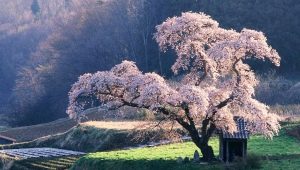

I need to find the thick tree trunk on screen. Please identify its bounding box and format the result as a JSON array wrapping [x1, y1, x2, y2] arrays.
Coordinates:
[[191, 136, 215, 161], [189, 125, 215, 162], [173, 107, 217, 162], [199, 143, 215, 161]]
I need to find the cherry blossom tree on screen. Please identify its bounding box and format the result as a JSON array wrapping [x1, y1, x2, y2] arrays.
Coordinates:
[[67, 12, 281, 161]]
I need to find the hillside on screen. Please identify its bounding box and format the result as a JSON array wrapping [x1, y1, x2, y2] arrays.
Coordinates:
[[0, 118, 76, 142], [0, 107, 140, 143]]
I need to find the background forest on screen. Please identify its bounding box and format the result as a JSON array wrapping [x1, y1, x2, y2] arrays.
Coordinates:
[[0, 0, 299, 126]]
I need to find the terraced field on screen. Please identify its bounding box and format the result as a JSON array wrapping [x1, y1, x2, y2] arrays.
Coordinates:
[[11, 156, 80, 170], [0, 148, 85, 170]]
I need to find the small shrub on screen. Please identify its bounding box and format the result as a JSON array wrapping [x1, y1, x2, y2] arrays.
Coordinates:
[[0, 155, 14, 170], [255, 71, 295, 105], [245, 154, 262, 169], [287, 82, 300, 104], [286, 125, 300, 140], [231, 154, 262, 170], [270, 104, 300, 116]]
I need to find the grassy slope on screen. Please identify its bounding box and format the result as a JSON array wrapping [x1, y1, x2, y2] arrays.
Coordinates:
[[2, 126, 138, 152], [0, 107, 132, 143], [72, 124, 300, 170]]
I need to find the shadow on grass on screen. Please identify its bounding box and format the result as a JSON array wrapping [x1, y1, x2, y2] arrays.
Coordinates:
[[71, 153, 300, 170], [263, 153, 300, 161], [72, 158, 222, 170]]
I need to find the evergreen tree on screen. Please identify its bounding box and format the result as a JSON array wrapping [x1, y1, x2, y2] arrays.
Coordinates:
[[31, 0, 40, 16], [64, 0, 71, 9]]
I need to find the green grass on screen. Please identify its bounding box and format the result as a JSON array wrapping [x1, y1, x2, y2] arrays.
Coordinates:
[[72, 124, 300, 170], [72, 141, 220, 170]]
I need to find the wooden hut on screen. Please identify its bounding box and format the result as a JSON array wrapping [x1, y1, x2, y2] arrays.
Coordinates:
[[219, 117, 249, 163]]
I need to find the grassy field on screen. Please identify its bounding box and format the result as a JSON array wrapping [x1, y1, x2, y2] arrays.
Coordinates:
[[71, 123, 300, 170]]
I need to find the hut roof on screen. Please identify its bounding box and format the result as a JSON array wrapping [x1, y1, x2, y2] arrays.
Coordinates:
[[222, 118, 249, 139]]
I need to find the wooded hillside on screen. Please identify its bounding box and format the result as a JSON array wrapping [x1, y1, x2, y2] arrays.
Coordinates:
[[0, 0, 299, 126]]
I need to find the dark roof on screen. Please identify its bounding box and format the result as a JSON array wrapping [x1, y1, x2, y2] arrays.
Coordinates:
[[222, 118, 249, 139]]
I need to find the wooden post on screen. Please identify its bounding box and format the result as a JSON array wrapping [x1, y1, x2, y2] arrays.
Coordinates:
[[245, 140, 247, 159], [226, 140, 229, 164], [242, 141, 245, 163], [219, 135, 223, 161]]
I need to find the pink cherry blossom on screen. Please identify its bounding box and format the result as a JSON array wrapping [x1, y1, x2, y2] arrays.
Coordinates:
[[67, 12, 281, 160]]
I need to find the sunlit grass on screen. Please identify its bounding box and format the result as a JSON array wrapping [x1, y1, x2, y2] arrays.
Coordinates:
[[87, 139, 218, 161]]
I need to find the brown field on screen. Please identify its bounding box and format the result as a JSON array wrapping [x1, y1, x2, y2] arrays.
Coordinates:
[[81, 121, 153, 130]]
